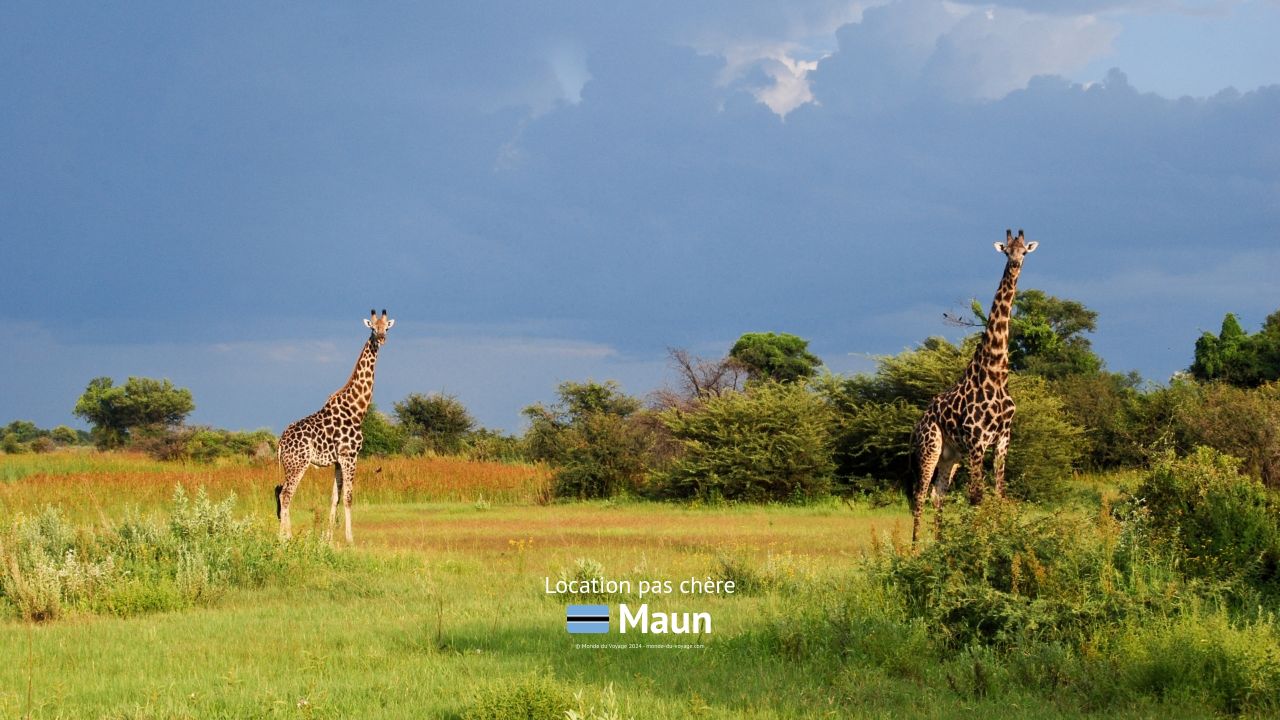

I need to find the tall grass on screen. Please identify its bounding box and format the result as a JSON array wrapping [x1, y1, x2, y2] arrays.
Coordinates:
[[0, 451, 552, 518], [0, 487, 348, 621]]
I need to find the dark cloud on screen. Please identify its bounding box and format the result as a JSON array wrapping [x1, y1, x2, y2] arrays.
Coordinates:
[[2, 2, 1277, 430]]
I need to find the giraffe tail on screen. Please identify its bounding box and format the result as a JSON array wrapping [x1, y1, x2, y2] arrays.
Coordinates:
[[274, 484, 284, 519]]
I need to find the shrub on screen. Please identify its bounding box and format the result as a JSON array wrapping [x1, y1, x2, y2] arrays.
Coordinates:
[[1130, 447, 1280, 593], [462, 673, 575, 720], [360, 406, 406, 457], [874, 499, 1185, 650], [1169, 381, 1280, 488], [393, 393, 475, 454], [524, 381, 655, 499], [653, 381, 834, 502], [133, 426, 278, 463]]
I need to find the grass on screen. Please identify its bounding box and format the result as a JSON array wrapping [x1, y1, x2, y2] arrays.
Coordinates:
[[0, 451, 1272, 718], [0, 451, 552, 520]]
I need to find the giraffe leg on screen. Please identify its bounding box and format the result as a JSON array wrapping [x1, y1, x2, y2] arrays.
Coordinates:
[[966, 445, 988, 505], [933, 460, 960, 540], [326, 463, 342, 542], [278, 462, 307, 540], [340, 457, 357, 545], [993, 433, 1011, 499], [912, 425, 942, 548]]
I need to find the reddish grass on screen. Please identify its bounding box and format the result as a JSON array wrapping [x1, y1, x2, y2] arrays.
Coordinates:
[[0, 451, 552, 518]]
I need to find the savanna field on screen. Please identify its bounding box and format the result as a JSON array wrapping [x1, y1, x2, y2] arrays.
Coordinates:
[[4, 449, 1280, 719]]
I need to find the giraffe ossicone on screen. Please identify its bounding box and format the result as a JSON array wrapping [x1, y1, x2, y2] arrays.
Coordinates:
[[909, 230, 1038, 547], [276, 309, 394, 543]]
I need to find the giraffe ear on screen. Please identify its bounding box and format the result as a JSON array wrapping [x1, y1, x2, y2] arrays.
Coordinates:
[[994, 242, 1007, 254], [363, 319, 374, 329], [1025, 241, 1039, 253], [386, 319, 395, 329]]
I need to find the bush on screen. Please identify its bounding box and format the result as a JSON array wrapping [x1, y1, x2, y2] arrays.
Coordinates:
[[1130, 447, 1280, 593], [653, 381, 834, 502], [134, 426, 277, 463], [1169, 381, 1280, 488], [360, 405, 406, 457], [394, 393, 475, 454], [462, 673, 575, 720], [874, 499, 1185, 650], [524, 381, 656, 499]]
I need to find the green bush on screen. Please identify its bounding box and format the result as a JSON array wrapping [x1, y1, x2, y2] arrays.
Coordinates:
[[874, 499, 1185, 650], [134, 426, 277, 463], [1130, 447, 1280, 593], [524, 381, 655, 499], [1168, 381, 1280, 488], [462, 673, 575, 720], [393, 393, 475, 454], [653, 381, 834, 502], [360, 405, 406, 457]]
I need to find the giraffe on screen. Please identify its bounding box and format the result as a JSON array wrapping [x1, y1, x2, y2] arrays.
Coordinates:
[[276, 309, 394, 543], [909, 230, 1038, 546]]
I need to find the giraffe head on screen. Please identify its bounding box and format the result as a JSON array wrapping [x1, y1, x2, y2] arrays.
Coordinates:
[[363, 309, 395, 345], [994, 229, 1038, 265]]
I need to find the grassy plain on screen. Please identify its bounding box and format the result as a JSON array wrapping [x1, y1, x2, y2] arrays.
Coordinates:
[[0, 453, 1237, 718]]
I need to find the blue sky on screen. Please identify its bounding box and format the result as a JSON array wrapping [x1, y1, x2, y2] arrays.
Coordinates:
[[3, 1, 1279, 433]]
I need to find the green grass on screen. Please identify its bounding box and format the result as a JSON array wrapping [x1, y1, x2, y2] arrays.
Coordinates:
[[0, 456, 1272, 718]]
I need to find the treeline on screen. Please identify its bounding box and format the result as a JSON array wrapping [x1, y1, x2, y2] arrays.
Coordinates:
[[6, 294, 1279, 504]]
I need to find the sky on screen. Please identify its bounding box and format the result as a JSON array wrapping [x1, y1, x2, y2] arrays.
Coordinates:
[[2, 1, 1279, 433]]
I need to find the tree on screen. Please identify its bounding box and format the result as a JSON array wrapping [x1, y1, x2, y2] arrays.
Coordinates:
[[971, 289, 1102, 378], [652, 348, 748, 410], [1191, 311, 1280, 387], [72, 376, 194, 448], [393, 393, 475, 454], [728, 332, 822, 384], [522, 380, 654, 499]]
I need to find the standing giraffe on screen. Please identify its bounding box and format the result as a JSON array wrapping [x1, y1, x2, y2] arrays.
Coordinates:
[[909, 230, 1038, 546], [276, 309, 394, 543]]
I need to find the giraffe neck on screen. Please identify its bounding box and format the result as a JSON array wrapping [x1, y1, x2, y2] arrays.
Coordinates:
[[969, 258, 1021, 384], [327, 335, 380, 419]]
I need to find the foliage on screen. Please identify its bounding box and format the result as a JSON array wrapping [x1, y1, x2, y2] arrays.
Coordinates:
[[0, 487, 343, 621], [1002, 375, 1083, 502], [1191, 310, 1280, 387], [73, 376, 195, 449], [0, 421, 88, 455], [1129, 447, 1280, 593], [978, 289, 1103, 379], [654, 382, 834, 502], [360, 404, 406, 457], [462, 673, 575, 720], [393, 392, 475, 454], [523, 381, 654, 499], [1167, 380, 1280, 488], [132, 426, 277, 463], [1049, 371, 1151, 469], [728, 332, 823, 384]]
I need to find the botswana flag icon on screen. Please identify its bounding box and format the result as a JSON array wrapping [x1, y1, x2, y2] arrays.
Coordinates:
[[566, 604, 609, 633]]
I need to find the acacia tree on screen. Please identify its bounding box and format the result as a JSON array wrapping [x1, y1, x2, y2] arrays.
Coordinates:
[[970, 289, 1102, 378], [73, 376, 194, 448], [728, 332, 822, 384], [651, 347, 748, 410]]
